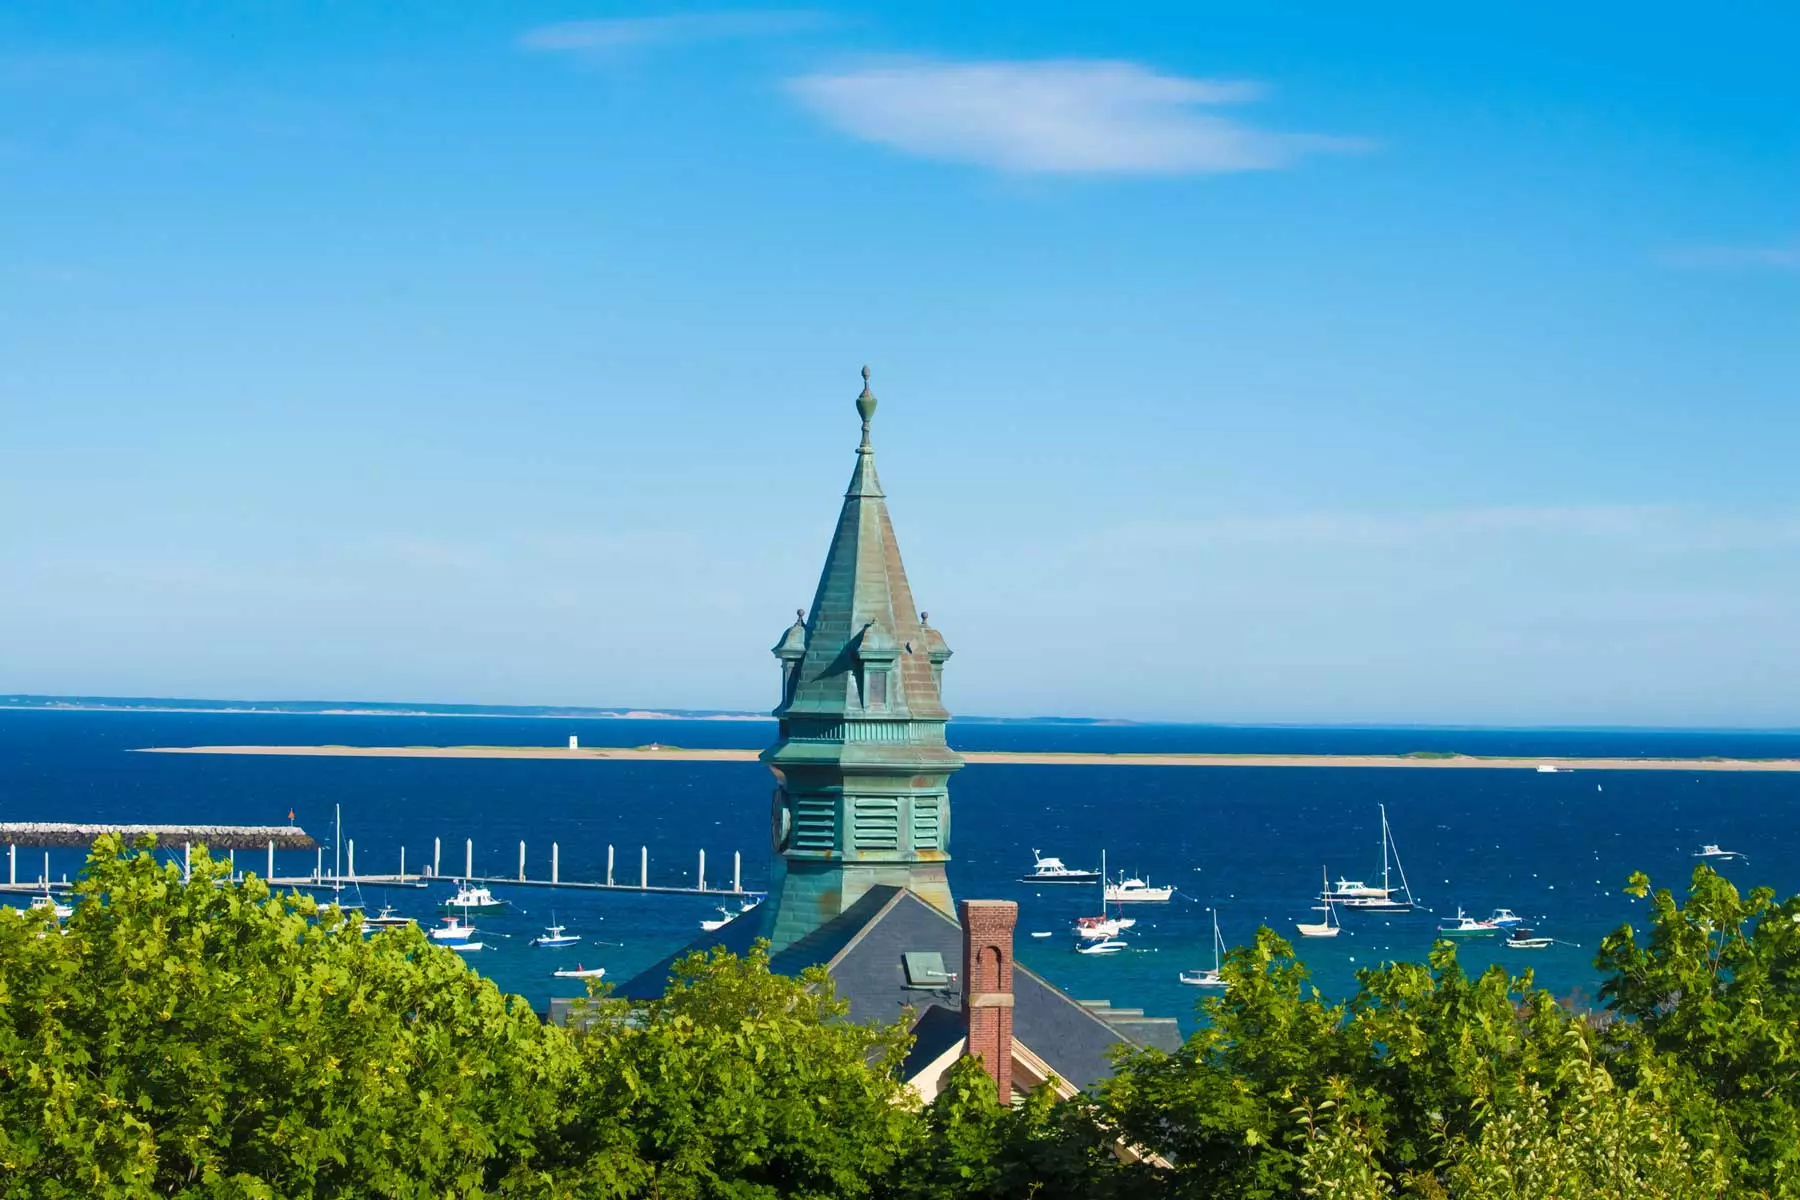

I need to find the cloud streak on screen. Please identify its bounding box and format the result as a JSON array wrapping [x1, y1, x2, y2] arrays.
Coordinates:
[[788, 59, 1365, 175], [519, 11, 830, 55]]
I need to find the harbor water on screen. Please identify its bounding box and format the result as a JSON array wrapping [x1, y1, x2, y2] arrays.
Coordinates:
[[4, 708, 1798, 1033]]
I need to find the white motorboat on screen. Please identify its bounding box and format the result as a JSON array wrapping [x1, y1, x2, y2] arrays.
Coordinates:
[[1295, 867, 1341, 939], [553, 964, 607, 979], [1323, 805, 1416, 912], [701, 905, 743, 932], [440, 883, 509, 913], [1075, 938, 1129, 955], [533, 921, 580, 948], [1487, 908, 1525, 928], [1503, 927, 1554, 950], [29, 893, 73, 920], [431, 915, 478, 942], [1029, 931, 1053, 938], [1019, 850, 1101, 885], [1694, 844, 1747, 862], [364, 905, 414, 931], [1535, 764, 1569, 773], [1104, 874, 1173, 903], [1179, 910, 1228, 988], [447, 941, 486, 953], [1436, 908, 1497, 938]]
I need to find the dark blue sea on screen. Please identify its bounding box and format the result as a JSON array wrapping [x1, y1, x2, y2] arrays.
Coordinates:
[[5, 709, 1800, 1034]]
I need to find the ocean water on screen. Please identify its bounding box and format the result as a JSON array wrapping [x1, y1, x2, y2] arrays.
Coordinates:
[[4, 709, 1799, 1034]]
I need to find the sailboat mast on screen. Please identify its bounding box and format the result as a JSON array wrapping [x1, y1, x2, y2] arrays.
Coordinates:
[[334, 803, 342, 887], [1379, 804, 1391, 893]]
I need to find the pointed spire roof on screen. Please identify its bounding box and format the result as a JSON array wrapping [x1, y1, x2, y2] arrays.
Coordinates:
[[776, 367, 947, 722]]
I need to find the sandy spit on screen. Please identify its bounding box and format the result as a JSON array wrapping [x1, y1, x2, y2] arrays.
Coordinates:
[[132, 746, 1800, 772]]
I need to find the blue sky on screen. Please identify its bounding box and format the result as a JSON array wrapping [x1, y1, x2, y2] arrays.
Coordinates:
[[2, 2, 1796, 724]]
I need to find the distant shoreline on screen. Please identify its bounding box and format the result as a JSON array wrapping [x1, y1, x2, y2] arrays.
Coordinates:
[[134, 745, 1800, 771]]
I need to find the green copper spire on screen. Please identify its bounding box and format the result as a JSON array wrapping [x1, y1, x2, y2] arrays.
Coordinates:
[[759, 367, 964, 951]]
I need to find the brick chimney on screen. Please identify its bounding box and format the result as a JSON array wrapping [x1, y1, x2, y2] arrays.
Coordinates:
[[960, 899, 1017, 1101]]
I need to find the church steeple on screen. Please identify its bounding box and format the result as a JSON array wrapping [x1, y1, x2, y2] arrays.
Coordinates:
[[760, 367, 964, 950]]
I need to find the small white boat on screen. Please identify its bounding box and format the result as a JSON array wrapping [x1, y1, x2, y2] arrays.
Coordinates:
[[1535, 764, 1569, 773], [1019, 850, 1101, 885], [1503, 928, 1554, 950], [363, 905, 414, 930], [1694, 844, 1747, 862], [440, 883, 509, 913], [736, 893, 765, 914], [1075, 938, 1129, 955], [700, 905, 742, 932], [447, 941, 486, 953], [1436, 908, 1497, 937], [1104, 874, 1173, 903], [1073, 914, 1136, 940], [1029, 931, 1053, 938], [1179, 911, 1229, 987], [1295, 867, 1341, 939], [553, 964, 607, 979], [533, 922, 580, 948], [29, 893, 73, 920], [431, 915, 478, 942], [1487, 908, 1525, 928]]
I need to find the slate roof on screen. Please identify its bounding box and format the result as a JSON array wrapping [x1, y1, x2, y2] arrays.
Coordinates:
[[613, 886, 1182, 1092]]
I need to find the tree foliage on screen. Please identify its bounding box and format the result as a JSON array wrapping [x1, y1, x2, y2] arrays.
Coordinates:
[[3, 845, 1799, 1198]]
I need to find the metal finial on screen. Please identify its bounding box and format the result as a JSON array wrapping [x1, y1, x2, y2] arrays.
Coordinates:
[[795, 608, 805, 623], [920, 611, 929, 624], [856, 364, 877, 447]]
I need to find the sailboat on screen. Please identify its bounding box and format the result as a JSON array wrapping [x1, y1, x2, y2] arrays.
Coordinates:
[[1295, 867, 1341, 939], [1072, 850, 1138, 941], [1322, 804, 1416, 912], [1179, 910, 1228, 987]]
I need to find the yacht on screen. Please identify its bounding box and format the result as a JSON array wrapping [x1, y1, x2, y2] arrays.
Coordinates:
[[553, 964, 607, 980], [1436, 908, 1498, 938], [364, 905, 415, 931], [28, 893, 73, 921], [440, 883, 509, 913], [1295, 867, 1341, 939], [1104, 874, 1173, 903], [1694, 844, 1747, 862], [1322, 805, 1416, 912], [1075, 938, 1129, 956], [533, 921, 580, 948], [431, 914, 478, 942], [1178, 911, 1229, 988], [1019, 850, 1101, 885], [1072, 851, 1139, 940]]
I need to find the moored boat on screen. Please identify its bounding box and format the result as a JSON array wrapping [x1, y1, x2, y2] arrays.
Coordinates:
[[533, 921, 580, 948], [1104, 874, 1173, 903], [1436, 908, 1497, 937], [431, 915, 478, 942], [1295, 867, 1341, 939], [1019, 850, 1101, 885], [1075, 938, 1129, 955], [1487, 908, 1524, 928], [1503, 927, 1554, 950], [552, 964, 607, 979], [1178, 910, 1228, 987], [364, 905, 414, 930], [1694, 844, 1746, 862], [1323, 804, 1416, 912], [440, 883, 509, 913]]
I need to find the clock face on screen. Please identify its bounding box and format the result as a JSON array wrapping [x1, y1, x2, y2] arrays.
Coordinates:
[[771, 786, 792, 852]]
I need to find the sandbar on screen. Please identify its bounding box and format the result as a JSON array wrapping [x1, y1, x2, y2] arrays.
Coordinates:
[[134, 746, 1800, 771]]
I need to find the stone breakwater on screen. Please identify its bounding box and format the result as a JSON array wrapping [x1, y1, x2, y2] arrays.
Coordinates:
[[0, 822, 318, 849], [134, 746, 1800, 772]]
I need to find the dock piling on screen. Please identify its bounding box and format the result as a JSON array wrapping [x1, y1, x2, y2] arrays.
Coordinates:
[[8, 844, 13, 886], [551, 842, 559, 885], [733, 851, 741, 894], [698, 849, 706, 893], [347, 839, 356, 880], [267, 840, 274, 881], [640, 846, 648, 890], [465, 839, 472, 880], [433, 837, 441, 877], [183, 843, 191, 883], [315, 847, 322, 881], [518, 841, 526, 882], [400, 846, 406, 881], [606, 845, 614, 886]]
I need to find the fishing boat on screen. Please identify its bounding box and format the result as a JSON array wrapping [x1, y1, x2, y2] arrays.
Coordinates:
[[1104, 874, 1173, 903], [364, 905, 414, 930], [1323, 805, 1416, 912], [1436, 908, 1497, 937], [700, 906, 742, 932], [1502, 927, 1554, 950], [1075, 938, 1129, 955], [1178, 911, 1229, 987], [1487, 908, 1525, 928], [1694, 844, 1747, 862], [447, 941, 486, 953], [552, 964, 607, 979], [533, 920, 580, 948], [440, 883, 509, 913], [431, 914, 478, 942], [1018, 850, 1101, 885], [1073, 851, 1139, 939], [1295, 867, 1341, 939]]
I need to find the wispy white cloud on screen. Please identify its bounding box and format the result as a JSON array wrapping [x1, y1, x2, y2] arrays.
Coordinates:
[[787, 59, 1365, 175], [1661, 238, 1800, 273], [519, 11, 830, 55]]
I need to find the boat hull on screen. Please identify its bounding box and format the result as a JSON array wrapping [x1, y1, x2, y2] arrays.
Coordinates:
[[1018, 872, 1101, 885], [1295, 924, 1340, 939]]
